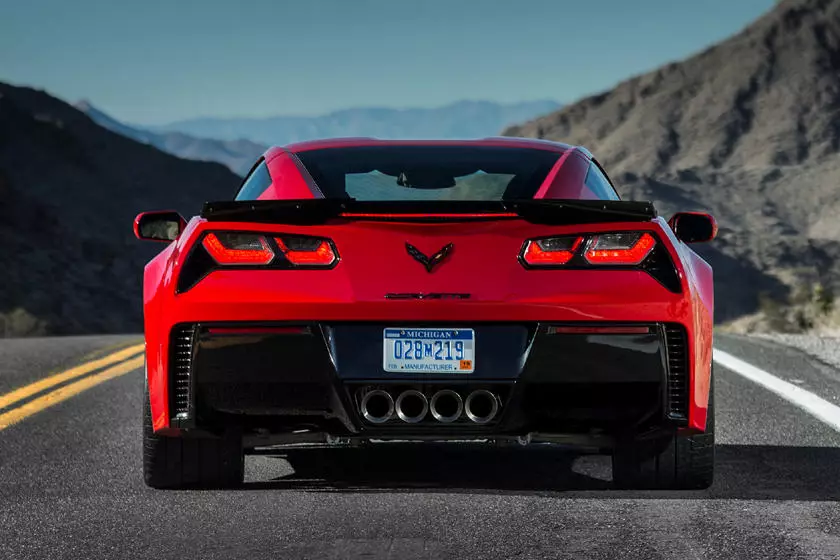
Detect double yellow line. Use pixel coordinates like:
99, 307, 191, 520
0, 342, 145, 430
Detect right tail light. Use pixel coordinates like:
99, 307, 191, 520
583, 232, 656, 265
520, 230, 680, 292
521, 231, 655, 267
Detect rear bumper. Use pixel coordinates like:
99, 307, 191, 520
160, 321, 691, 447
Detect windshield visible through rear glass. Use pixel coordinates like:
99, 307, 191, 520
294, 145, 561, 201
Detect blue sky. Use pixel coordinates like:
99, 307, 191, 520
1, 0, 775, 125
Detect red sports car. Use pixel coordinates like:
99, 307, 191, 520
135, 137, 716, 490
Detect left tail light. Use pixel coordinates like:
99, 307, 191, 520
177, 231, 339, 292
274, 237, 337, 266
203, 233, 275, 265
201, 232, 337, 268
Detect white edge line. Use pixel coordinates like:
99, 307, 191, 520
713, 348, 840, 432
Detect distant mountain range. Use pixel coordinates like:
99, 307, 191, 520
75, 99, 561, 177
75, 101, 266, 176
146, 100, 562, 146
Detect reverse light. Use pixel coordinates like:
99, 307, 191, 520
584, 232, 656, 265
202, 232, 275, 265
522, 236, 583, 265
275, 236, 337, 266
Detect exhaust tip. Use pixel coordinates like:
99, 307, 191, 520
430, 389, 464, 423
464, 390, 499, 424
360, 389, 395, 424
395, 390, 429, 423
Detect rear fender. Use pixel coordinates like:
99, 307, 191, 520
144, 216, 204, 432
655, 217, 714, 432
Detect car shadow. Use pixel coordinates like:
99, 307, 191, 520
240, 443, 840, 501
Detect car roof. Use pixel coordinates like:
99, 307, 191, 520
264, 137, 584, 158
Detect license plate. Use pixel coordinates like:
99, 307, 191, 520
383, 328, 475, 373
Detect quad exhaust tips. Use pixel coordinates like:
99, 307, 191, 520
359, 388, 499, 424
360, 389, 395, 424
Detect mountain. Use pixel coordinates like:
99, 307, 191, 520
148, 100, 562, 146
503, 0, 840, 326
0, 83, 241, 336
75, 100, 266, 176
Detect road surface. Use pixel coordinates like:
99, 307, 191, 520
1, 333, 839, 559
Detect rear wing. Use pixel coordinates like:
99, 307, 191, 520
200, 199, 657, 226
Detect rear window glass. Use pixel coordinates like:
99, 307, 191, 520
584, 162, 620, 200
235, 160, 272, 200
294, 146, 561, 201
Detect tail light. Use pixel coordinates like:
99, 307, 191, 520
202, 233, 275, 265
178, 231, 338, 292
201, 232, 337, 268
275, 237, 337, 266
522, 236, 583, 265
584, 232, 655, 265
519, 229, 680, 292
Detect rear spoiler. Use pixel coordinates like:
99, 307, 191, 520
200, 199, 657, 225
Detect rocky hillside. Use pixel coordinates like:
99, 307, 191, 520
0, 83, 241, 336
75, 101, 266, 176
504, 0, 840, 324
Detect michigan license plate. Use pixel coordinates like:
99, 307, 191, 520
383, 328, 475, 373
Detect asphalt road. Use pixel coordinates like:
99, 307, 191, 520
1, 333, 840, 559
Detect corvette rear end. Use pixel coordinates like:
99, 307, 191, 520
136, 139, 716, 490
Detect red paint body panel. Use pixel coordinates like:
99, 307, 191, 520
258, 150, 322, 200
279, 136, 573, 154
141, 139, 714, 436
534, 151, 600, 200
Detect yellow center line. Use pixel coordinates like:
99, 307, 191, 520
0, 343, 144, 411
0, 355, 145, 430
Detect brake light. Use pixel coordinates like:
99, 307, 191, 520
275, 236, 337, 266
202, 233, 275, 265
521, 231, 658, 267
522, 236, 583, 265
584, 232, 655, 265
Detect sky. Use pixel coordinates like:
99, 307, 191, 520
1, 0, 776, 125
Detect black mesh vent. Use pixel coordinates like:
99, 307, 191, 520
169, 323, 196, 419
663, 324, 688, 421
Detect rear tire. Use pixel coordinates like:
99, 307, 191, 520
612, 369, 715, 490
143, 382, 244, 489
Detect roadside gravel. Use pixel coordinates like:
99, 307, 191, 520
751, 332, 840, 371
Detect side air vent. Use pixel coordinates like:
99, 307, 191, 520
663, 324, 688, 422
169, 323, 196, 420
